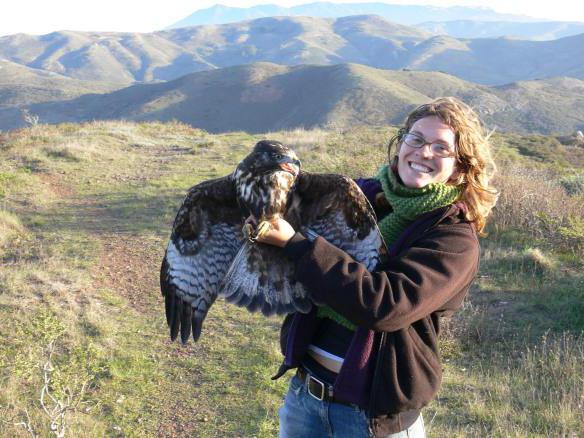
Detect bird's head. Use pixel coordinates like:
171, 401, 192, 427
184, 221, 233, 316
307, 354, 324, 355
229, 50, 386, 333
237, 140, 301, 178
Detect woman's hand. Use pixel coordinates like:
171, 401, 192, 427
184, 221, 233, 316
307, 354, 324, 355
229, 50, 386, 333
247, 216, 296, 248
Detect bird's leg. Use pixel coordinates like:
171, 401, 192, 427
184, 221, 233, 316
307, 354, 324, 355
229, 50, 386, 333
242, 222, 255, 241
242, 215, 258, 242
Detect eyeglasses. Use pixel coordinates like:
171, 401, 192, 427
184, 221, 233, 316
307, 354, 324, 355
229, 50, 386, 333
401, 132, 456, 158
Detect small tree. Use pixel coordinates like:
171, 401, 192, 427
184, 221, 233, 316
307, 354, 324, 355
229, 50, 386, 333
21, 109, 40, 127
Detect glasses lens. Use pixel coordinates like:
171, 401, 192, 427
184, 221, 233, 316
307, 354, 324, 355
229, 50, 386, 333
431, 143, 455, 157
403, 133, 424, 148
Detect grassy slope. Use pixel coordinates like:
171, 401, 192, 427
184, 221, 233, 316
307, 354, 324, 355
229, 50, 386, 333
0, 59, 123, 107
0, 122, 582, 437
8, 63, 583, 135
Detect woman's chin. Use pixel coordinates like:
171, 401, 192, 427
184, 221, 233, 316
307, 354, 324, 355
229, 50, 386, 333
400, 174, 430, 188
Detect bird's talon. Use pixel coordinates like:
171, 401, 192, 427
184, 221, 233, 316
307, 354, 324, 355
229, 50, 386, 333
255, 221, 272, 238
245, 220, 272, 243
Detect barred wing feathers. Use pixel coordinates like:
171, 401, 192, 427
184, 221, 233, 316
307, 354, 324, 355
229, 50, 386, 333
220, 242, 312, 316
161, 175, 245, 343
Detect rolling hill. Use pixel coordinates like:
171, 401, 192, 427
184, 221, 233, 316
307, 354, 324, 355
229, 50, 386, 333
0, 59, 123, 107
3, 62, 582, 134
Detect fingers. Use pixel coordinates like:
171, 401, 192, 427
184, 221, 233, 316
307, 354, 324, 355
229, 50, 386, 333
245, 215, 258, 227
254, 218, 295, 247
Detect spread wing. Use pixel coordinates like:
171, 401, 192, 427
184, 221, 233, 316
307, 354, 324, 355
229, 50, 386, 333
160, 175, 245, 344
219, 172, 385, 316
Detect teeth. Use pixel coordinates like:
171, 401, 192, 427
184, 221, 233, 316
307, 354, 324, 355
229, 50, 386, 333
409, 162, 432, 173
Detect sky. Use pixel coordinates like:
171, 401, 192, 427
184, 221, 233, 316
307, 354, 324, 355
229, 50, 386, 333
1, 0, 584, 36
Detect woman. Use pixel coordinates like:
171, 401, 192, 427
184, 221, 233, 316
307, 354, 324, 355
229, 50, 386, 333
257, 97, 498, 437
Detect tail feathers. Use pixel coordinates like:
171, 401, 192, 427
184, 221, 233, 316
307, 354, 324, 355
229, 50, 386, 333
220, 242, 312, 315
224, 288, 306, 316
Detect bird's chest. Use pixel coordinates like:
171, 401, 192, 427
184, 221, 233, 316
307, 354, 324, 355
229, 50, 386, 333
236, 172, 294, 219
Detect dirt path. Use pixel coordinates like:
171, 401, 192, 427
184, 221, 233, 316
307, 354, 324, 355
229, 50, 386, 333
39, 164, 173, 315
95, 234, 164, 313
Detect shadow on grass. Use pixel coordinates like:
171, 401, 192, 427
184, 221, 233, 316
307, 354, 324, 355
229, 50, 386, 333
29, 188, 186, 236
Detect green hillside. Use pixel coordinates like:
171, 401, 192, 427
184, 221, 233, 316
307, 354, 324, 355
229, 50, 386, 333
0, 59, 122, 107
0, 122, 582, 436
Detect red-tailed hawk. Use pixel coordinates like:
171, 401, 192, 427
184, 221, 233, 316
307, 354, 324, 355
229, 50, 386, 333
160, 140, 384, 343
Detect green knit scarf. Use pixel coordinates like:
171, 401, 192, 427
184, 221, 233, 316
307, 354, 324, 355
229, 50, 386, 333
317, 165, 461, 330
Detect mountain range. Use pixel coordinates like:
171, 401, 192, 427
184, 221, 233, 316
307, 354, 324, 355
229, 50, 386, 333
2, 15, 584, 87
167, 2, 534, 28
2, 62, 582, 135
2, 13, 584, 135
168, 3, 584, 41
416, 20, 584, 41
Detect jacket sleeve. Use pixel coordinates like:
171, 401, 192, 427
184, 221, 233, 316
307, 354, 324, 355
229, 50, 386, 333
292, 222, 480, 332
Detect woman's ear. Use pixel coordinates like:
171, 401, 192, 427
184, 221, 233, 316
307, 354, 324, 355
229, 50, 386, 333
390, 153, 399, 173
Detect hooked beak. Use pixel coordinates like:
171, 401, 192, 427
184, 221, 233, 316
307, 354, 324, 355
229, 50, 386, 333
279, 158, 301, 176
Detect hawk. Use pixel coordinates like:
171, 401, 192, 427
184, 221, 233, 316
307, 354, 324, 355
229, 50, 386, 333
160, 140, 385, 344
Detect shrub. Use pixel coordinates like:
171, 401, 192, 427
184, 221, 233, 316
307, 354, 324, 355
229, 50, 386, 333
43, 147, 81, 162
490, 164, 584, 254
560, 173, 584, 196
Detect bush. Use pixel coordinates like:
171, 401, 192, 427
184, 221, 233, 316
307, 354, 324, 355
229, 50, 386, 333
44, 147, 81, 162
490, 165, 584, 255
560, 174, 584, 196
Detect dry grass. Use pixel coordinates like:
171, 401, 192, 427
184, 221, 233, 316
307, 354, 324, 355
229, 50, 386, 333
0, 210, 25, 246
490, 163, 584, 254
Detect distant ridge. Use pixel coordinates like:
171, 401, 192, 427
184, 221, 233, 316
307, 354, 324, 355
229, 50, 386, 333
2, 16, 584, 86
417, 20, 584, 41
2, 63, 582, 135
167, 2, 535, 28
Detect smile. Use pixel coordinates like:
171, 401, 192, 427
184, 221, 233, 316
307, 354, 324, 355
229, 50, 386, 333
409, 161, 433, 173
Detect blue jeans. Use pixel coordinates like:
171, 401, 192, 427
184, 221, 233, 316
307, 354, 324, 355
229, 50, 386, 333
279, 374, 370, 437
278, 374, 426, 438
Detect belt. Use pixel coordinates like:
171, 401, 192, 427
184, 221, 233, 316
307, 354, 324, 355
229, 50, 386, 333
296, 366, 335, 402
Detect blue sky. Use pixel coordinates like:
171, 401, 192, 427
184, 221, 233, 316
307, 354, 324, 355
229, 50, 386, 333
1, 0, 584, 36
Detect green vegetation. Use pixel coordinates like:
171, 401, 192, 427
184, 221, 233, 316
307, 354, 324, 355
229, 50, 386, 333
0, 121, 582, 437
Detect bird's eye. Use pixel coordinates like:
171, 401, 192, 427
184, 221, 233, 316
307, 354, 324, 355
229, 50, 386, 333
274, 154, 283, 160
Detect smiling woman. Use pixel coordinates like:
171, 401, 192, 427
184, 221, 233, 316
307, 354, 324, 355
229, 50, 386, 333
388, 97, 499, 233
255, 97, 499, 437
